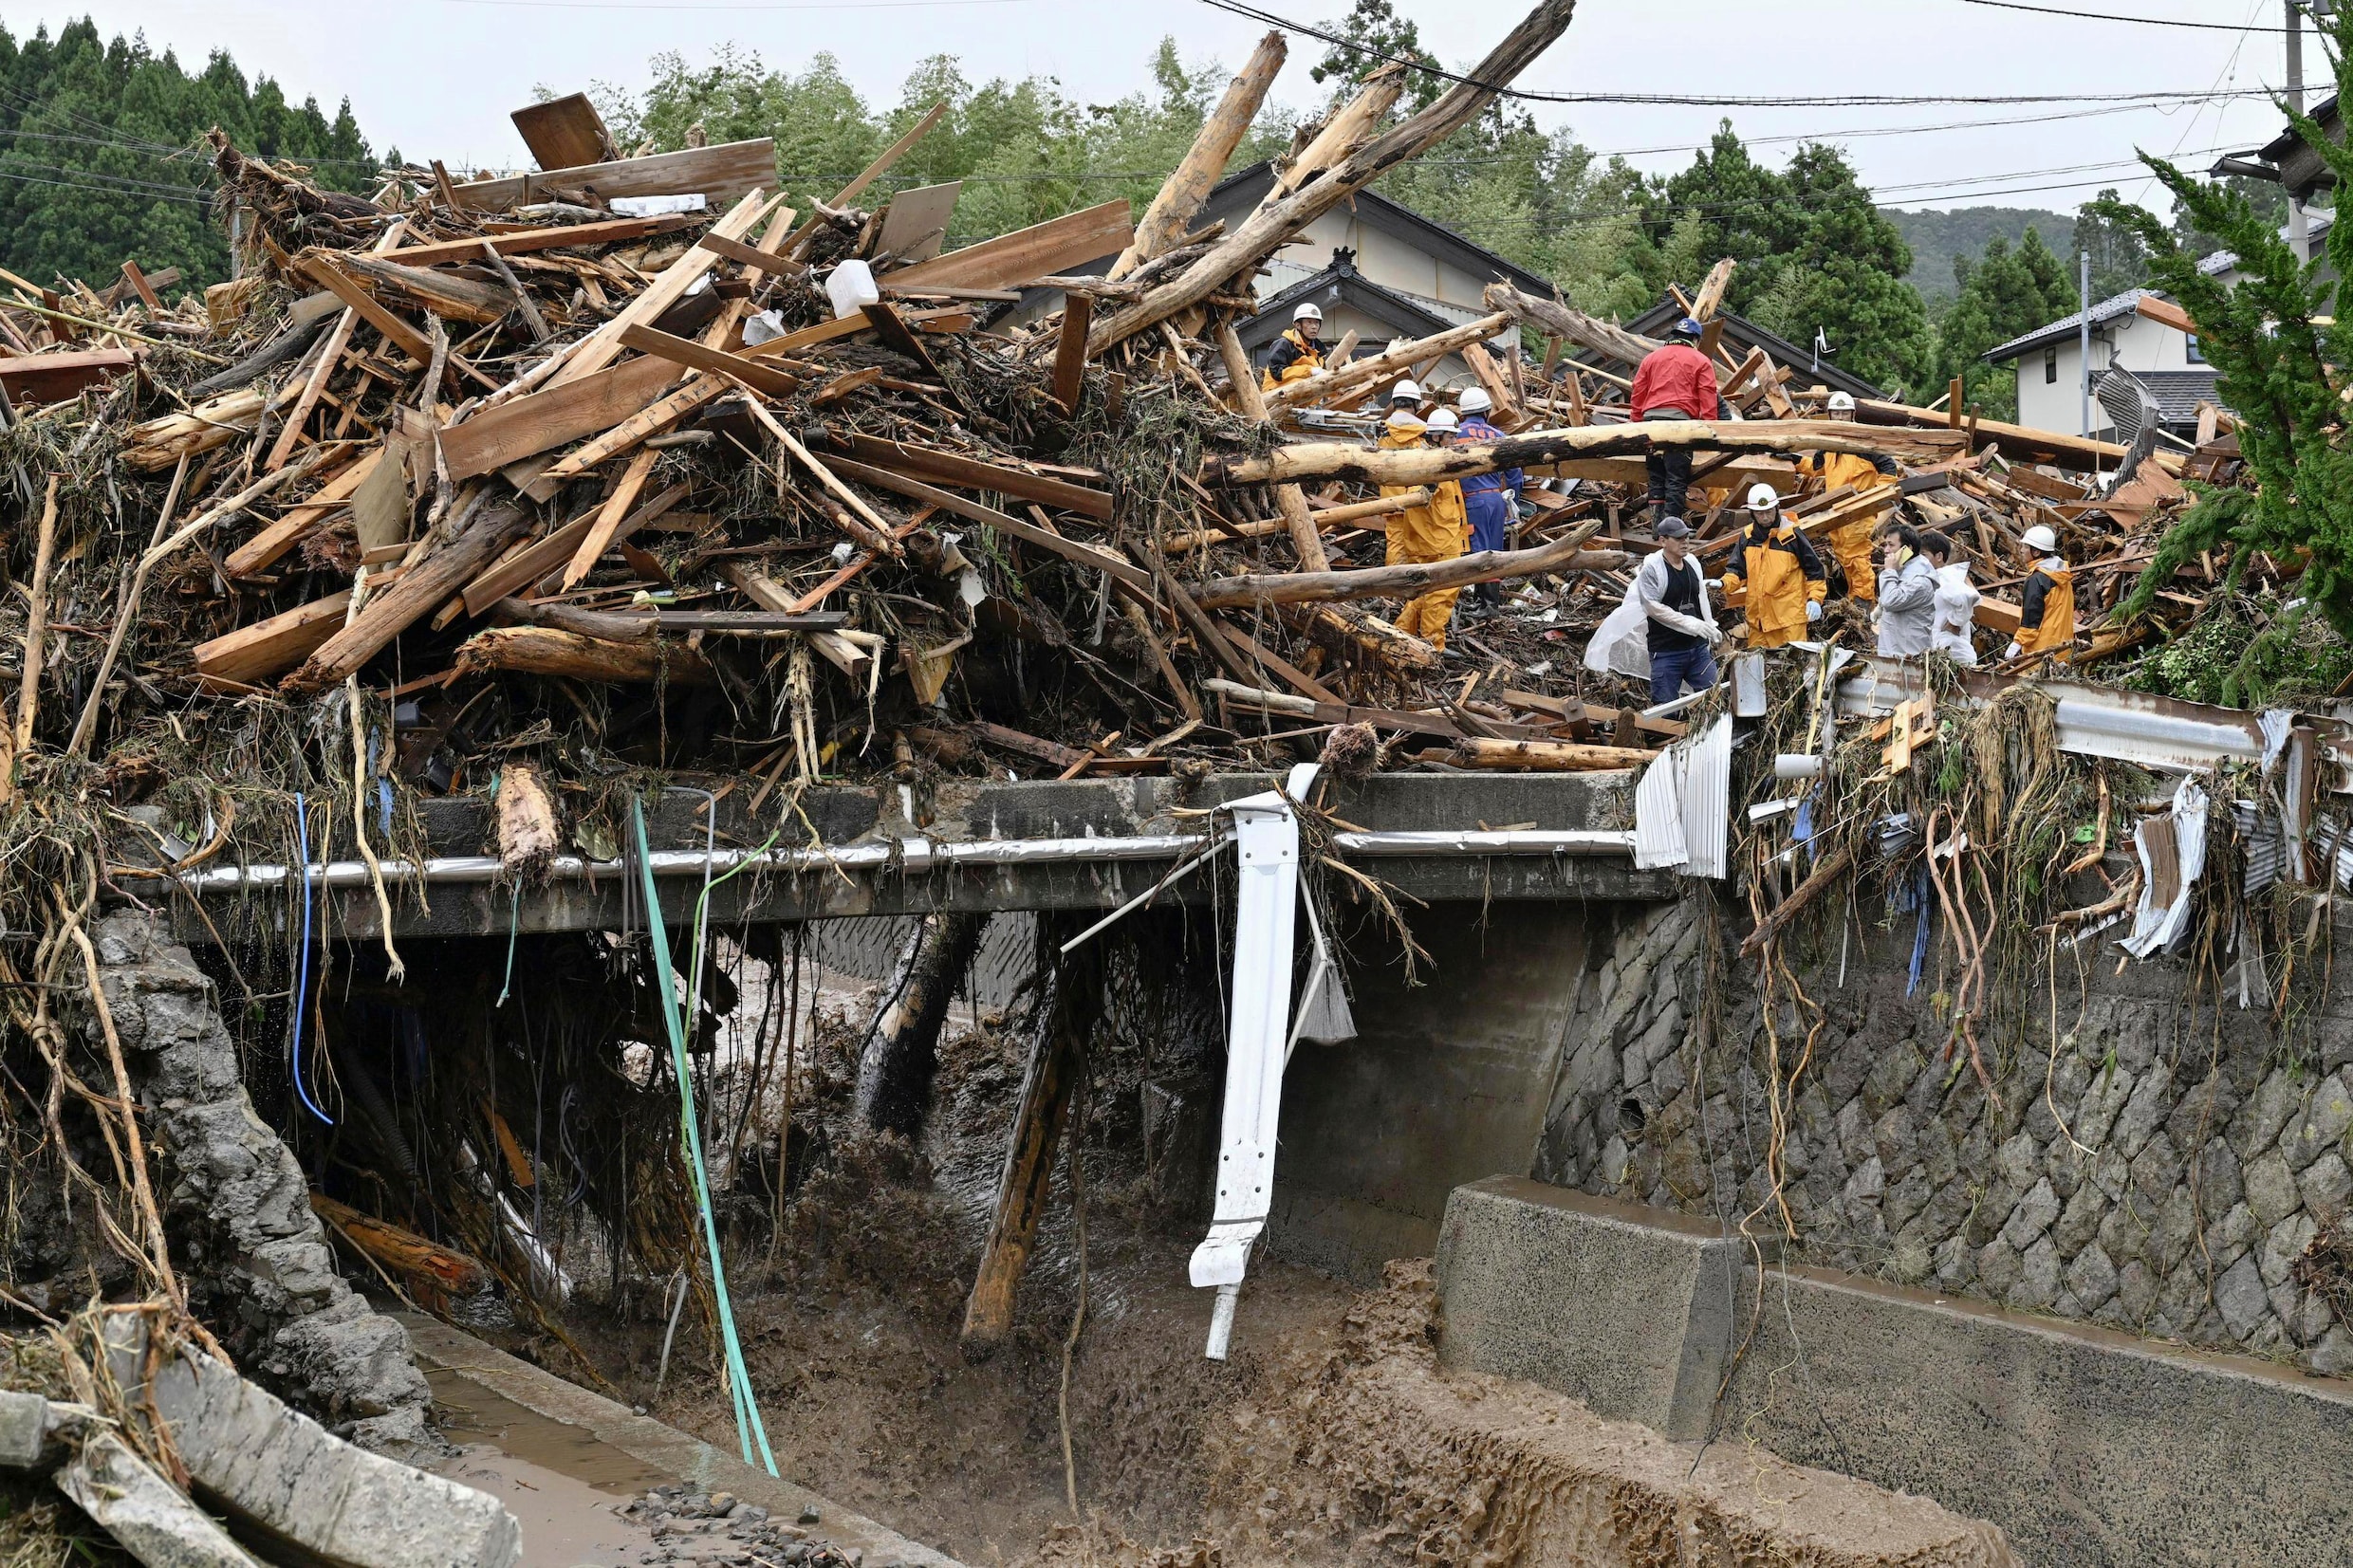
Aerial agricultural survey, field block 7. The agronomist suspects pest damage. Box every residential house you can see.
[1981,252,2234,441]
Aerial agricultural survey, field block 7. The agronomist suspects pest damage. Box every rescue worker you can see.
[1628,317,1726,523]
[1386,378,1424,416]
[1793,390,1900,601]
[1452,387,1521,615]
[1720,483,1826,649]
[2005,523,2075,661]
[1874,521,1938,657]
[1260,302,1325,391]
[1378,403,1469,650]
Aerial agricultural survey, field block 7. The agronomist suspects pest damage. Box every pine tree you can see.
[1933,228,2073,420]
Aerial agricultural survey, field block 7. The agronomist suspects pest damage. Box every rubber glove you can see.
[2003,641,2023,660]
[1805,600,1823,622]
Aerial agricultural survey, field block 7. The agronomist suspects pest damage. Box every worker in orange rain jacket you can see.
[1379,405,1470,649]
[1259,301,1325,391]
[1720,483,1827,649]
[2004,524,2076,660]
[1793,391,1900,602]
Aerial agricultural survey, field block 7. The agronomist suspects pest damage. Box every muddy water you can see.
[428,1370,670,1568]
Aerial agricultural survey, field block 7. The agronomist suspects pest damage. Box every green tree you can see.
[1308,0,1443,112]
[2072,187,2150,300]
[1934,227,2072,420]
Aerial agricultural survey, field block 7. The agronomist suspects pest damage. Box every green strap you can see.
[632,800,778,1475]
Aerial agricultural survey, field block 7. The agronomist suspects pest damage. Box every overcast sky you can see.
[8,0,2312,214]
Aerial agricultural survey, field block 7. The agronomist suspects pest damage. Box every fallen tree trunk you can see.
[1853,397,2164,475]
[1203,419,1967,489]
[1212,322,1326,569]
[1193,519,1606,608]
[1158,489,1433,552]
[452,625,715,683]
[1483,282,1660,368]
[1280,602,1441,675]
[285,500,533,691]
[854,912,990,1138]
[1084,0,1579,357]
[1108,31,1287,280]
[1447,737,1657,771]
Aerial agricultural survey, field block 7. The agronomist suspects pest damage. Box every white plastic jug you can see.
[825,259,880,321]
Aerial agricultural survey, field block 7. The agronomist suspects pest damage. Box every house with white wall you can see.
[1982,252,2235,439]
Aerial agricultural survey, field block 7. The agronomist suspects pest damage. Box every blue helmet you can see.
[1671,316,1704,340]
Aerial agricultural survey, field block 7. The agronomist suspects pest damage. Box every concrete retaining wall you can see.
[1437,1176,2353,1567]
[1537,892,2353,1378]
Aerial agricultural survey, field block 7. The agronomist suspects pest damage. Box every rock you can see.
[2298,1152,2351,1218]
[2244,1150,2301,1228]
[2214,1254,2270,1342]
[2000,1178,2062,1252]
[2064,1244,2119,1312]
[2281,1074,2353,1171]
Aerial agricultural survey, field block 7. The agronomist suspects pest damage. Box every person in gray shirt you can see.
[1874,521,1938,657]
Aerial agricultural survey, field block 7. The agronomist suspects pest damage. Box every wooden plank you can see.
[192,572,403,685]
[451,138,775,210]
[694,231,806,277]
[223,451,382,577]
[833,433,1113,519]
[822,453,1146,588]
[439,354,678,480]
[887,200,1133,292]
[387,214,696,268]
[564,447,658,588]
[547,189,773,387]
[510,92,616,172]
[875,180,961,264]
[284,503,535,692]
[739,313,874,359]
[2135,294,2196,335]
[618,321,799,397]
[119,260,161,311]
[783,102,948,260]
[860,300,950,386]
[1052,292,1094,414]
[521,376,725,501]
[296,250,432,364]
[0,346,136,402]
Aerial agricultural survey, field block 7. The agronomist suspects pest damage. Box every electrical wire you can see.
[1958,0,2293,31]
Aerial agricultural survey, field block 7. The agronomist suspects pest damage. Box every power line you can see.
[1957,0,2291,31]
[1194,0,2290,106]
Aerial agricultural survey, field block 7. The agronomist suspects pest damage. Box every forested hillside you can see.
[1883,206,2069,302]
[0,18,376,291]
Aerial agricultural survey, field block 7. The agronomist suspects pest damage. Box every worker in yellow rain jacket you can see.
[2004,524,2076,660]
[1720,483,1827,649]
[1379,405,1469,649]
[1259,302,1325,391]
[1794,391,1899,601]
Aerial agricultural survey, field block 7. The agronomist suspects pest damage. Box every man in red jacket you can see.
[1628,317,1725,522]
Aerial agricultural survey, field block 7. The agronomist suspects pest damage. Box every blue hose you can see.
[289,793,334,1125]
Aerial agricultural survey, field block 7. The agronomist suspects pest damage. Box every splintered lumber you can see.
[961,967,1079,1356]
[550,189,773,387]
[225,449,383,576]
[1193,518,1605,609]
[284,502,533,692]
[820,454,1147,588]
[1160,489,1434,552]
[510,92,619,172]
[1853,398,2152,475]
[0,346,135,403]
[1109,30,1287,279]
[195,578,398,686]
[464,484,683,615]
[1482,282,1661,369]
[721,562,874,677]
[439,354,677,479]
[1206,419,1966,489]
[619,322,800,397]
[318,250,515,325]
[1051,293,1094,413]
[295,249,432,363]
[565,447,659,586]
[387,213,696,267]
[830,434,1113,519]
[1448,737,1657,771]
[454,625,715,683]
[523,376,728,500]
[784,101,948,259]
[1273,64,1406,199]
[1084,0,1575,358]
[889,200,1134,292]
[122,386,268,471]
[1261,311,1511,413]
[450,138,776,210]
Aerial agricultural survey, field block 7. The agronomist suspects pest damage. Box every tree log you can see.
[1211,322,1326,569]
[1108,31,1287,280]
[1084,0,1579,357]
[1204,419,1966,489]
[855,912,990,1138]
[283,500,534,691]
[1280,601,1440,675]
[961,950,1080,1358]
[1447,737,1657,771]
[1483,282,1661,368]
[454,625,716,683]
[325,250,517,325]
[1192,520,1608,609]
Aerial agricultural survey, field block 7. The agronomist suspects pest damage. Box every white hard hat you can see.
[1426,406,1459,432]
[2022,524,2058,552]
[1746,483,1782,510]
[1825,390,1855,412]
[1457,387,1493,415]
[1386,407,1426,429]
[1389,378,1423,403]
[1292,302,1323,323]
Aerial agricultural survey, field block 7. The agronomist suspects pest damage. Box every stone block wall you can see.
[1534,892,2353,1376]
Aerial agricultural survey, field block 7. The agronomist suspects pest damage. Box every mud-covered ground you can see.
[523,1000,2015,1568]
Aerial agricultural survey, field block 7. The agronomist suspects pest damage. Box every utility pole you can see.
[2289,0,2309,263]
[2080,249,2092,440]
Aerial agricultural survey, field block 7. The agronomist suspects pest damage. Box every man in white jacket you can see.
[1922,531,1979,665]
[1874,521,1939,657]
[1584,517,1723,702]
